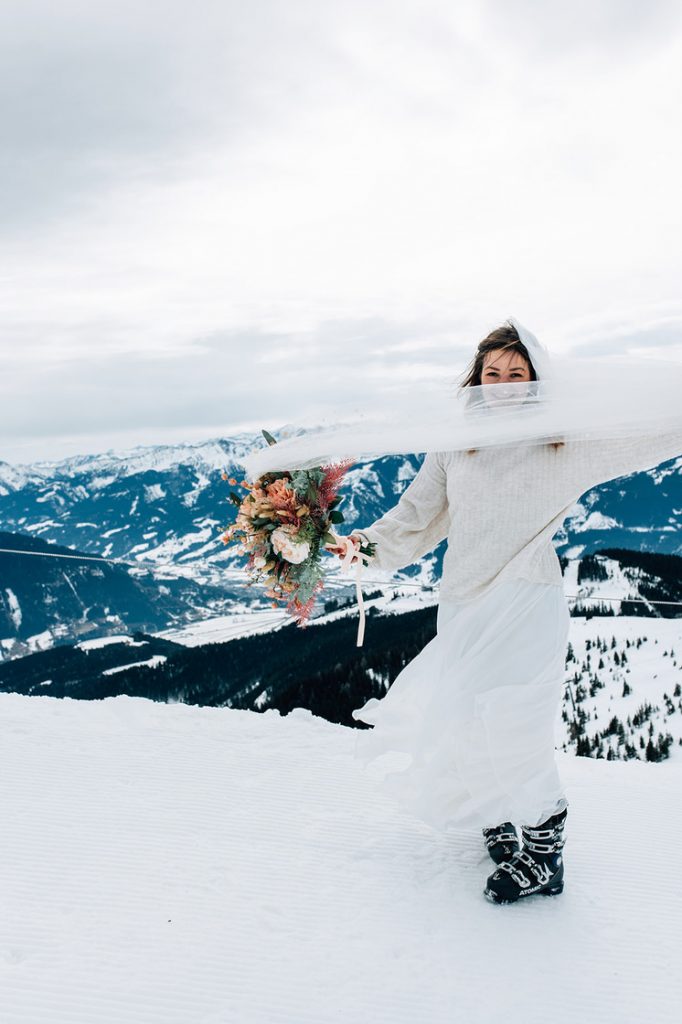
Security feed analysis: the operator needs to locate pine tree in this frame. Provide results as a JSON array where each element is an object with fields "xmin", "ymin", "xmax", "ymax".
[{"xmin": 576, "ymin": 735, "xmax": 591, "ymax": 757}]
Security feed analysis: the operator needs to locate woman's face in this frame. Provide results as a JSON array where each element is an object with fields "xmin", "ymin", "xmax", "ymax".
[
  {"xmin": 479, "ymin": 348, "xmax": 533, "ymax": 406},
  {"xmin": 481, "ymin": 348, "xmax": 532, "ymax": 384}
]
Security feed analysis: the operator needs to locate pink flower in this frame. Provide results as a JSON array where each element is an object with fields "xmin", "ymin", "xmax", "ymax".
[{"xmin": 266, "ymin": 477, "xmax": 297, "ymax": 511}]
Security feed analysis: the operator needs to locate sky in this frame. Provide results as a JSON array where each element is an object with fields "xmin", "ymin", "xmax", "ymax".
[{"xmin": 2, "ymin": 0, "xmax": 682, "ymax": 465}]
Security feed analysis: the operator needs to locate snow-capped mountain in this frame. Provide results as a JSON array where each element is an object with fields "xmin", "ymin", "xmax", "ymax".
[
  {"xmin": 0, "ymin": 429, "xmax": 680, "ymax": 660},
  {"xmin": 1, "ymin": 431, "xmax": 680, "ymax": 579},
  {"xmin": 556, "ymin": 453, "xmax": 682, "ymax": 559},
  {"xmin": 0, "ymin": 436, "xmax": 251, "ymax": 577}
]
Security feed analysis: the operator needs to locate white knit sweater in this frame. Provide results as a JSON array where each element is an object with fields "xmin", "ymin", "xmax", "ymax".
[{"xmin": 354, "ymin": 431, "xmax": 682, "ymax": 603}]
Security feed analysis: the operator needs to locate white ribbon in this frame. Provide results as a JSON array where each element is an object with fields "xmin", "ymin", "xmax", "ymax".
[{"xmin": 331, "ymin": 533, "xmax": 373, "ymax": 647}]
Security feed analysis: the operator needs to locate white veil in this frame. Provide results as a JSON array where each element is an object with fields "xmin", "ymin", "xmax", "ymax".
[{"xmin": 238, "ymin": 317, "xmax": 682, "ymax": 477}]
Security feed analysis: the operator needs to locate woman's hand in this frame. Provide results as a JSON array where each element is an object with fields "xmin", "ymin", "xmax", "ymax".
[{"xmin": 324, "ymin": 533, "xmax": 365, "ymax": 566}]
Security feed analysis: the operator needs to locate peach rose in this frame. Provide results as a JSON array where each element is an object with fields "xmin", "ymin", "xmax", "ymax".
[{"xmin": 271, "ymin": 524, "xmax": 310, "ymax": 564}]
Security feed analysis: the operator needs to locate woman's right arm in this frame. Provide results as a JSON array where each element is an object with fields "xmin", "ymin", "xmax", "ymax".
[
  {"xmin": 342, "ymin": 451, "xmax": 450, "ymax": 573},
  {"xmin": 568, "ymin": 428, "xmax": 682, "ymax": 492}
]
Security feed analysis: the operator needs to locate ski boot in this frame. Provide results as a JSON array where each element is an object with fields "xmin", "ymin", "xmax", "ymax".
[
  {"xmin": 483, "ymin": 806, "xmax": 567, "ymax": 905},
  {"xmin": 481, "ymin": 822, "xmax": 520, "ymax": 865}
]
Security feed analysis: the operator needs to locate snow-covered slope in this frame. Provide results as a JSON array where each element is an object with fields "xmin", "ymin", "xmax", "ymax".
[{"xmin": 1, "ymin": 693, "xmax": 680, "ymax": 1023}]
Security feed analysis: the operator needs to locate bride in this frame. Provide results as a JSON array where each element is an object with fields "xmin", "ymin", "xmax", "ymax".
[{"xmin": 326, "ymin": 318, "xmax": 682, "ymax": 905}]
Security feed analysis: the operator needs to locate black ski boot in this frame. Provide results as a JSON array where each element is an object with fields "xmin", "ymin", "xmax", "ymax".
[
  {"xmin": 481, "ymin": 822, "xmax": 520, "ymax": 865},
  {"xmin": 483, "ymin": 806, "xmax": 567, "ymax": 905}
]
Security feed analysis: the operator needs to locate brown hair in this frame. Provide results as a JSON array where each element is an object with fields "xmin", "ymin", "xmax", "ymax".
[{"xmin": 460, "ymin": 320, "xmax": 564, "ymax": 453}]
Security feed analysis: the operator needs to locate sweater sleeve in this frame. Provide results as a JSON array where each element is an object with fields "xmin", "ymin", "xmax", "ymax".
[
  {"xmin": 569, "ymin": 428, "xmax": 682, "ymax": 491},
  {"xmin": 353, "ymin": 452, "xmax": 450, "ymax": 573}
]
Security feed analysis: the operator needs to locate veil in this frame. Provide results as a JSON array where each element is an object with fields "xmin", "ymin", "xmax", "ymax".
[{"xmin": 238, "ymin": 317, "xmax": 682, "ymax": 478}]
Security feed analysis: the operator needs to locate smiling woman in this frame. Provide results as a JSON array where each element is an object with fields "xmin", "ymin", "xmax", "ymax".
[
  {"xmin": 313, "ymin": 317, "xmax": 682, "ymax": 906},
  {"xmin": 461, "ymin": 322, "xmax": 537, "ymax": 387},
  {"xmin": 459, "ymin": 319, "xmax": 565, "ymax": 454}
]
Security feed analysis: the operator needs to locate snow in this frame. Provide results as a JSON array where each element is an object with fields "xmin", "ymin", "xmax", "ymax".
[
  {"xmin": 572, "ymin": 510, "xmax": 621, "ymax": 532},
  {"xmin": 153, "ymin": 583, "xmax": 439, "ymax": 647},
  {"xmin": 647, "ymin": 456, "xmax": 682, "ymax": 485},
  {"xmin": 143, "ymin": 483, "xmax": 166, "ymax": 502},
  {"xmin": 89, "ymin": 475, "xmax": 118, "ymax": 491},
  {"xmin": 1, "ymin": 435, "xmax": 253, "ymax": 477},
  {"xmin": 140, "ymin": 526, "xmax": 216, "ymax": 564},
  {"xmin": 156, "ymin": 609, "xmax": 291, "ymax": 646},
  {"xmin": 4, "ymin": 588, "xmax": 22, "ymax": 629},
  {"xmin": 1, "ymin": 692, "xmax": 680, "ymax": 1023},
  {"xmin": 101, "ymin": 655, "xmax": 167, "ymax": 675},
  {"xmin": 35, "ymin": 490, "xmax": 61, "ymax": 504},
  {"xmin": 562, "ymin": 617, "xmax": 682, "ymax": 760},
  {"xmin": 77, "ymin": 635, "xmax": 148, "ymax": 651},
  {"xmin": 21, "ymin": 629, "xmax": 55, "ymax": 654}
]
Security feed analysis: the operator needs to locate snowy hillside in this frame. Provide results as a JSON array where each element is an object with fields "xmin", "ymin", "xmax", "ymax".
[
  {"xmin": 1, "ymin": 692, "xmax": 680, "ymax": 1023},
  {"xmin": 561, "ymin": 616, "xmax": 682, "ymax": 762},
  {"xmin": 3, "ymin": 592, "xmax": 682, "ymax": 765}
]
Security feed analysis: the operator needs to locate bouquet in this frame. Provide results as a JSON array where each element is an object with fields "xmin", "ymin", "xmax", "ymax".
[{"xmin": 220, "ymin": 429, "xmax": 376, "ymax": 634}]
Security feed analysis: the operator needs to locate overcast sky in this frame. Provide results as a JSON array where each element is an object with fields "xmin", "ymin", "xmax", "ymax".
[{"xmin": 2, "ymin": 0, "xmax": 682, "ymax": 465}]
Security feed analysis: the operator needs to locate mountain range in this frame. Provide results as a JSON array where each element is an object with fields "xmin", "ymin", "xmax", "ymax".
[{"xmin": 0, "ymin": 429, "xmax": 681, "ymax": 662}]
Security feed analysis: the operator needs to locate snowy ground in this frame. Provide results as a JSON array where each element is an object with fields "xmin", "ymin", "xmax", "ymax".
[
  {"xmin": 1, "ymin": 693, "xmax": 681, "ymax": 1023},
  {"xmin": 155, "ymin": 607, "xmax": 291, "ymax": 646}
]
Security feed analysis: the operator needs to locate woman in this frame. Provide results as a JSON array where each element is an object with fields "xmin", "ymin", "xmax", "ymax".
[{"xmin": 327, "ymin": 319, "xmax": 682, "ymax": 905}]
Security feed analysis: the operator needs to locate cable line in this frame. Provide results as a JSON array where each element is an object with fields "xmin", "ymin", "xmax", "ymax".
[{"xmin": 0, "ymin": 545, "xmax": 681, "ymax": 609}]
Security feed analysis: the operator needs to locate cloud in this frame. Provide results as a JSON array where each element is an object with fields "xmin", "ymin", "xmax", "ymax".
[
  {"xmin": 0, "ymin": 314, "xmax": 473, "ymax": 442},
  {"xmin": 0, "ymin": 0, "xmax": 350, "ymax": 228},
  {"xmin": 479, "ymin": 0, "xmax": 682, "ymax": 60},
  {"xmin": 568, "ymin": 314, "xmax": 682, "ymax": 357},
  {"xmin": 1, "ymin": 0, "xmax": 681, "ymax": 465}
]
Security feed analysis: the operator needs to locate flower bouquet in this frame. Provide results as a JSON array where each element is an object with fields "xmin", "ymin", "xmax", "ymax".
[{"xmin": 220, "ymin": 429, "xmax": 376, "ymax": 637}]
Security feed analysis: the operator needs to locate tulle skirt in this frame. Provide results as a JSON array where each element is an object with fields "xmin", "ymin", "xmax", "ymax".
[{"xmin": 351, "ymin": 579, "xmax": 571, "ymax": 831}]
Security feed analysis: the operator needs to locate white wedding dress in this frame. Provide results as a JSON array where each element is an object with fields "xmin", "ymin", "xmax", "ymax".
[{"xmin": 351, "ymin": 578, "xmax": 571, "ymax": 831}]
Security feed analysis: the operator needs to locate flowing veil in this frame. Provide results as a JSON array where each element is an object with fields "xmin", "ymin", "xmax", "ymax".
[{"xmin": 238, "ymin": 318, "xmax": 682, "ymax": 477}]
